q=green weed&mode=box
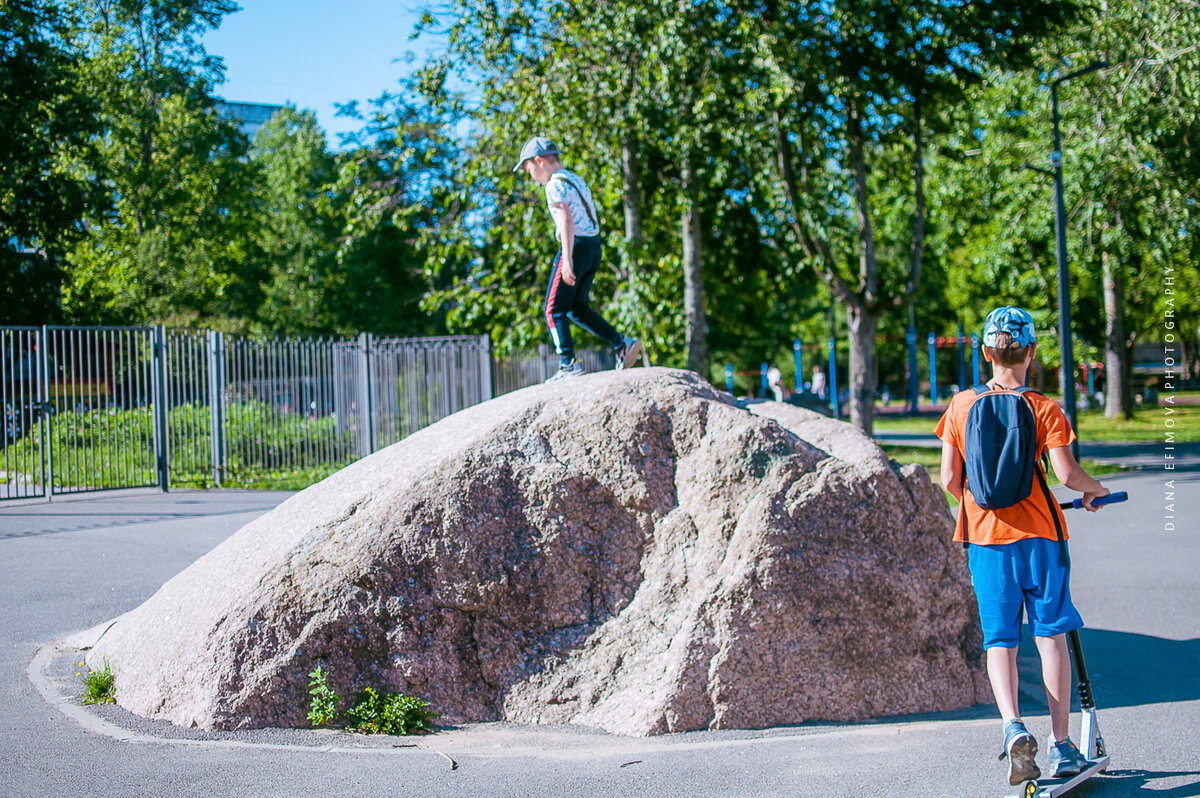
[307,666,340,727]
[79,658,116,705]
[345,687,438,736]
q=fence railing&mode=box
[2,325,606,501]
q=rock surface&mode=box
[88,368,988,735]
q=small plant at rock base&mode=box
[345,687,438,735]
[79,658,116,705]
[307,666,340,727]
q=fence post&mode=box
[152,325,170,492]
[828,336,839,418]
[479,335,494,402]
[356,332,376,457]
[957,322,967,391]
[971,332,981,386]
[39,325,53,499]
[793,339,803,394]
[928,332,937,405]
[906,326,919,413]
[207,330,226,487]
[538,344,551,383]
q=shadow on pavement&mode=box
[1081,629,1200,709]
[1019,629,1200,710]
[1088,770,1200,797]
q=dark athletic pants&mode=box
[543,235,621,365]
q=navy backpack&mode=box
[961,385,1065,548]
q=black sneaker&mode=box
[615,337,643,370]
[546,360,584,383]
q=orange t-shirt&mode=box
[935,387,1076,546]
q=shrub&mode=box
[345,687,438,735]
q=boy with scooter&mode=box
[936,306,1111,787]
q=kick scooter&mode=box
[1005,491,1127,798]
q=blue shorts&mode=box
[967,537,1083,649]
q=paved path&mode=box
[2,473,1197,797]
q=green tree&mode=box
[0,0,101,322]
[250,106,343,334]
[749,0,1076,433]
[59,0,259,327]
[930,0,1199,416]
[327,86,462,336]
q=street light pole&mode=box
[1049,60,1107,460]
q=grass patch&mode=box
[1075,401,1198,443]
[875,392,1198,444]
[79,658,116,705]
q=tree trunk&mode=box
[1102,247,1133,419]
[681,155,706,375]
[622,131,643,258]
[847,304,878,435]
[845,99,879,433]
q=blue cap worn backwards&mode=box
[982,306,1036,349]
[513,136,562,172]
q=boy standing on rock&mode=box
[936,306,1110,787]
[513,136,641,382]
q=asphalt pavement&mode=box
[1,471,1197,798]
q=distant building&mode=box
[216,101,285,141]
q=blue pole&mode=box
[906,326,918,413]
[726,364,734,394]
[828,338,839,418]
[957,322,967,391]
[761,362,769,397]
[1087,364,1094,396]
[794,338,803,395]
[971,332,981,386]
[928,332,937,405]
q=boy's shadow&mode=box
[1017,628,1200,708]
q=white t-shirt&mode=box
[544,169,600,238]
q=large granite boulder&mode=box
[87,368,987,735]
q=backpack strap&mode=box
[549,173,598,229]
[960,385,991,548]
[1015,386,1069,562]
[1033,460,1070,565]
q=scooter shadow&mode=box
[1016,628,1200,709]
[1081,769,1200,797]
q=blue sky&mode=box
[202,1,439,147]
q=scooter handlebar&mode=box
[1059,490,1128,510]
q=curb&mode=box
[28,635,1004,762]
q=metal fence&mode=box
[2,325,611,501]
[492,345,615,396]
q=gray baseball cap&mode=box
[513,136,562,172]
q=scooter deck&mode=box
[1005,756,1109,798]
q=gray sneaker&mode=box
[1002,719,1041,785]
[1047,736,1091,778]
[615,337,643,370]
[546,360,584,383]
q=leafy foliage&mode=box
[307,666,339,727]
[345,687,438,736]
[4,0,1196,426]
